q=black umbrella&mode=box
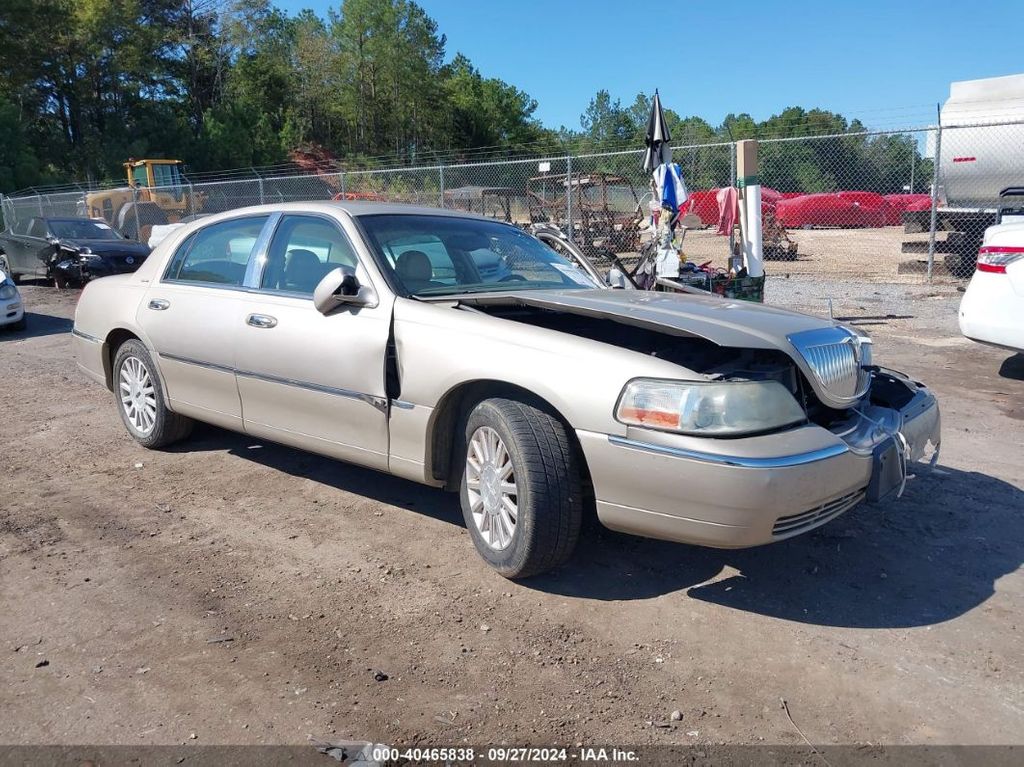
[642,89,672,173]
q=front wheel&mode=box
[113,339,193,448]
[459,397,583,579]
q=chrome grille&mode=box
[787,327,872,406]
[772,488,866,538]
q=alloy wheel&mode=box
[465,426,518,551]
[118,356,157,435]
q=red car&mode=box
[776,191,887,228]
[882,193,932,226]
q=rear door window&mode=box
[163,216,269,287]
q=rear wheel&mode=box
[458,397,583,579]
[113,339,193,448]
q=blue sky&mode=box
[276,0,1022,132]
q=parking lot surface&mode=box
[1,282,1022,746]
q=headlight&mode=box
[615,378,806,436]
[0,283,17,300]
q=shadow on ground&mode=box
[175,423,463,528]
[0,312,72,341]
[173,424,1022,630]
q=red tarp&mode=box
[681,187,783,229]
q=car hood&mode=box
[61,238,150,257]
[459,288,834,350]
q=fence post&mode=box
[36,193,44,216]
[730,142,737,188]
[565,154,574,244]
[131,185,142,241]
[188,181,196,218]
[252,167,264,205]
[909,144,916,194]
[340,171,346,199]
[926,123,943,281]
[438,163,445,207]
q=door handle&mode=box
[148,299,170,311]
[246,313,278,329]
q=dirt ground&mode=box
[679,225,946,282]
[1,280,1022,750]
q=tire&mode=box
[458,397,583,579]
[112,339,193,448]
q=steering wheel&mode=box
[499,274,527,282]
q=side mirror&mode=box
[607,268,628,289]
[313,266,377,315]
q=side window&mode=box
[132,165,149,187]
[163,216,268,287]
[259,215,359,295]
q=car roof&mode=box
[202,200,506,223]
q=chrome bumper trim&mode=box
[606,435,849,468]
[71,327,103,344]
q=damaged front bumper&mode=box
[577,367,941,548]
[52,254,146,285]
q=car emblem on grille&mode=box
[125,256,134,265]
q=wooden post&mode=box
[736,139,763,277]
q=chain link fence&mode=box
[3,120,1023,288]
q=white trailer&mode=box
[905,73,1024,275]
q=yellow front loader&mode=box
[81,160,204,242]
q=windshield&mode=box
[359,214,601,297]
[49,219,121,241]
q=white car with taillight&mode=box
[959,222,1024,353]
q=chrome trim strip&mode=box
[243,212,283,288]
[71,328,102,344]
[234,368,388,412]
[607,435,849,468]
[157,350,388,412]
[392,399,416,410]
[159,351,235,375]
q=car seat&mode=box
[395,250,442,292]
[283,249,330,293]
